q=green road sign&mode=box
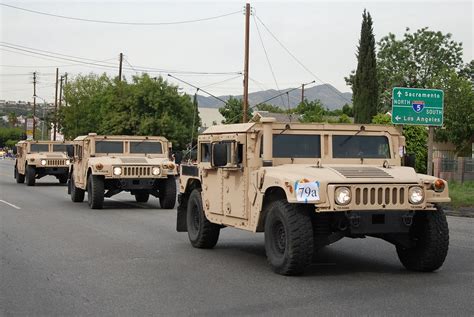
[391,87,444,126]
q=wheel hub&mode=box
[273,221,286,254]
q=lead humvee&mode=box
[177,118,450,275]
[67,133,177,209]
[14,140,72,186]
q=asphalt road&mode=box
[1,159,473,316]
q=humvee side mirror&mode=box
[212,143,228,167]
[66,145,74,158]
[13,147,17,155]
[404,153,416,169]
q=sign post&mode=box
[391,87,444,175]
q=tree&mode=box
[377,27,464,112]
[342,103,354,117]
[60,73,111,139]
[377,28,470,154]
[292,100,325,123]
[60,73,199,150]
[218,97,251,124]
[7,112,18,127]
[351,10,378,123]
[433,71,474,155]
[0,127,24,148]
[255,103,285,113]
[372,113,428,173]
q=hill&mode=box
[195,83,352,110]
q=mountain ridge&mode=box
[195,83,352,110]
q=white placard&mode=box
[295,181,320,203]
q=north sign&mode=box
[391,87,444,126]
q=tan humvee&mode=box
[14,140,72,186]
[67,133,177,209]
[177,118,450,275]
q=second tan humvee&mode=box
[14,140,72,186]
[177,118,450,275]
[67,133,177,209]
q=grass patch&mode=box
[448,181,474,208]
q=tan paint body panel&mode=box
[70,134,177,189]
[15,140,73,175]
[180,121,450,233]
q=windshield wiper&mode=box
[278,124,291,136]
[340,125,365,146]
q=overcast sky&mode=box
[1,0,472,104]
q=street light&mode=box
[34,95,49,140]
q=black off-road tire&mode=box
[70,174,85,203]
[87,174,104,209]
[58,174,68,184]
[264,200,314,275]
[15,164,25,184]
[135,192,150,203]
[396,205,449,272]
[159,176,177,209]
[186,189,220,249]
[25,165,36,186]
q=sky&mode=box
[0,0,472,104]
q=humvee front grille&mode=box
[46,159,66,166]
[352,185,406,207]
[122,166,152,177]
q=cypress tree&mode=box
[353,10,378,123]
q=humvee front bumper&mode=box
[36,166,69,175]
[105,178,161,190]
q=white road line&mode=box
[0,199,21,210]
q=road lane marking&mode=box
[0,199,21,209]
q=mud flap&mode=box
[67,180,71,194]
[176,193,188,232]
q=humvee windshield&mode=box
[53,144,67,152]
[333,135,390,158]
[130,141,163,154]
[273,134,321,158]
[30,144,49,152]
[95,141,124,154]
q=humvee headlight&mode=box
[409,186,424,204]
[41,159,47,166]
[335,187,351,205]
[432,179,445,192]
[152,167,161,175]
[66,159,71,166]
[113,167,122,176]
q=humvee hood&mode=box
[88,156,167,165]
[264,164,420,184]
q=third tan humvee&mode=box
[14,140,72,186]
[177,118,450,275]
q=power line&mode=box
[255,14,352,105]
[1,43,242,75]
[252,14,286,109]
[200,75,242,89]
[168,74,229,106]
[0,3,242,26]
[1,42,118,65]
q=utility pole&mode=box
[53,68,59,141]
[64,72,68,107]
[118,53,123,82]
[427,127,434,175]
[301,83,305,104]
[59,75,64,108]
[32,71,37,140]
[242,3,250,123]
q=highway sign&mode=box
[391,87,444,126]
